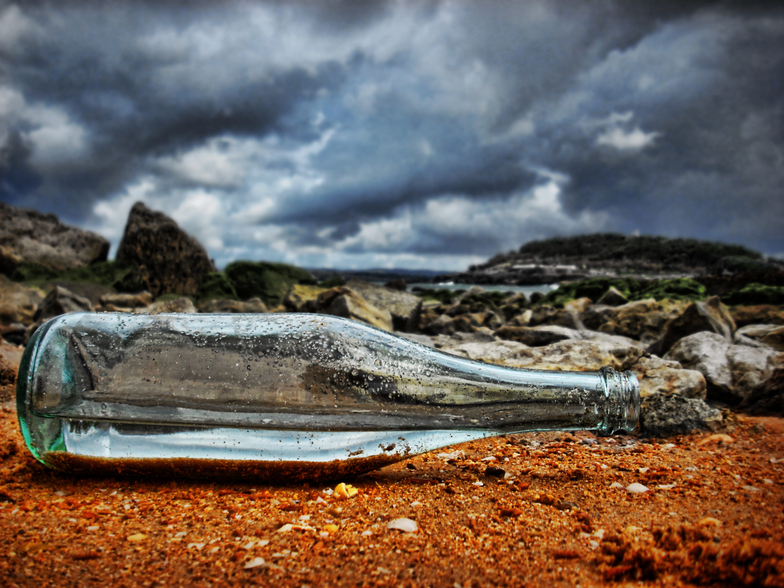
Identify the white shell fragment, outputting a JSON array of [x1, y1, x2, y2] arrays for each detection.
[[387, 518, 418, 533]]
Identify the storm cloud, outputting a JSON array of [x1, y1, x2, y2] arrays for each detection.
[[1, 0, 782, 270]]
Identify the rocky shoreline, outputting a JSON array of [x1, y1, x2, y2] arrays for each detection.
[[1, 202, 783, 439]]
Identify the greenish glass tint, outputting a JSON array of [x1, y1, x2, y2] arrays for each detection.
[[17, 313, 639, 479]]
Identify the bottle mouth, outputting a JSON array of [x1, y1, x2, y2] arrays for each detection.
[[599, 366, 641, 434]]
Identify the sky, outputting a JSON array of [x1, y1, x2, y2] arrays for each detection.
[[0, 1, 782, 271]]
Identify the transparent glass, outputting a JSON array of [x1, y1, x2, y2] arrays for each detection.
[[17, 312, 639, 480]]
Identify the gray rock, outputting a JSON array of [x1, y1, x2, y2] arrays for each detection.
[[0, 202, 110, 274], [345, 280, 422, 332], [658, 296, 736, 354], [734, 324, 784, 352], [43, 281, 117, 307], [640, 395, 723, 437], [665, 331, 780, 403], [116, 202, 215, 297], [633, 355, 706, 399], [34, 286, 94, 321]]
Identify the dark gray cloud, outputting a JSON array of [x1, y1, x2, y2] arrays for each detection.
[[0, 0, 782, 269]]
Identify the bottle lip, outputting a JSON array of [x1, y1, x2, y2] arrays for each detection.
[[599, 366, 641, 434]]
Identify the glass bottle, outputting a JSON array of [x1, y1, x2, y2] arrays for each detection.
[[17, 312, 639, 480]]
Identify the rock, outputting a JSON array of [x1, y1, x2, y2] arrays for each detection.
[[564, 297, 592, 314], [422, 313, 458, 336], [506, 338, 646, 373], [431, 329, 498, 348], [136, 297, 198, 314], [34, 286, 94, 321], [115, 202, 216, 297], [195, 272, 238, 302], [528, 306, 579, 329], [198, 298, 267, 313], [395, 332, 437, 348], [597, 286, 628, 307], [658, 296, 736, 354], [0, 338, 24, 401], [665, 331, 780, 403], [640, 395, 723, 437], [43, 281, 117, 307], [345, 280, 422, 332], [740, 368, 784, 415], [633, 355, 706, 399], [100, 291, 154, 310], [383, 278, 407, 291], [731, 305, 784, 328], [596, 299, 676, 344], [495, 325, 580, 347], [224, 260, 316, 307], [0, 275, 45, 325], [315, 287, 393, 331], [0, 202, 110, 275], [283, 284, 326, 312], [439, 340, 535, 363], [734, 324, 784, 352]]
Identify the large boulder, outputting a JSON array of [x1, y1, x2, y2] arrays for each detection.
[[345, 280, 422, 332], [640, 395, 723, 437], [314, 287, 393, 331], [0, 275, 45, 326], [665, 331, 780, 403], [224, 261, 316, 307], [0, 202, 110, 275], [115, 202, 215, 297], [657, 296, 735, 354]]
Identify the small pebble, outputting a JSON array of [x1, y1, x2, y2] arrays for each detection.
[[387, 518, 418, 533], [626, 483, 649, 494], [127, 533, 147, 542]]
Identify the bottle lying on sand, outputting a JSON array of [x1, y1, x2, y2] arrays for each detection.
[[17, 312, 640, 480]]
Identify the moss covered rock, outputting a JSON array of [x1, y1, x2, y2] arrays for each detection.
[[635, 278, 707, 302], [722, 283, 784, 306], [196, 272, 238, 302], [224, 261, 316, 306]]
